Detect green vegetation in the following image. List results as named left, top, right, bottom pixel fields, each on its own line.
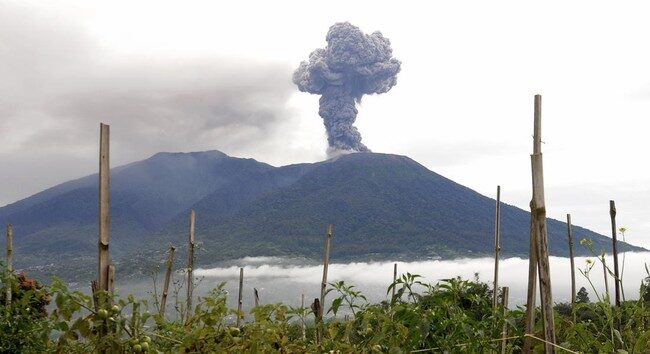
left=2, top=260, right=650, bottom=353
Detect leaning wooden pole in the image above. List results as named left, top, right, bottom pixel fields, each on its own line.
left=392, top=263, right=397, bottom=299
left=522, top=203, right=538, bottom=354
left=237, top=267, right=244, bottom=327
left=160, top=246, right=176, bottom=317
left=529, top=94, right=556, bottom=353
left=98, top=123, right=111, bottom=294
left=319, top=224, right=333, bottom=319
left=493, top=185, right=502, bottom=309
left=610, top=200, right=621, bottom=307
left=567, top=214, right=576, bottom=321
left=603, top=255, right=611, bottom=302
left=186, top=209, right=196, bottom=321
left=500, top=286, right=510, bottom=354
left=5, top=224, right=13, bottom=306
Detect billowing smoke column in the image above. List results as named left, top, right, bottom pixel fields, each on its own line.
left=293, top=22, right=401, bottom=153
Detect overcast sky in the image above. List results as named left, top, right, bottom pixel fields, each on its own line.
left=1, top=0, right=649, bottom=248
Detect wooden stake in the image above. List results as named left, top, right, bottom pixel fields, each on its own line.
left=523, top=202, right=538, bottom=354
left=527, top=94, right=556, bottom=353
left=91, top=281, right=99, bottom=312
left=610, top=200, right=621, bottom=307
left=237, top=267, right=244, bottom=327
left=253, top=288, right=259, bottom=308
left=98, top=123, right=110, bottom=293
left=392, top=263, right=397, bottom=299
left=107, top=264, right=115, bottom=296
left=301, top=294, right=306, bottom=340
left=603, top=254, right=610, bottom=302
left=493, top=185, right=502, bottom=309
left=312, top=298, right=321, bottom=343
left=131, top=302, right=140, bottom=338
left=186, top=209, right=195, bottom=322
left=160, top=246, right=175, bottom=317
left=500, top=286, right=509, bottom=354
left=5, top=224, right=13, bottom=306
left=319, top=224, right=333, bottom=319
left=567, top=214, right=576, bottom=322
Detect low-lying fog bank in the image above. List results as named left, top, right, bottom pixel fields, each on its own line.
left=114, top=252, right=650, bottom=318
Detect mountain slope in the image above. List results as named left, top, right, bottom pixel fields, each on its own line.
left=0, top=151, right=281, bottom=265
left=0, top=150, right=644, bottom=281
left=190, top=153, right=640, bottom=262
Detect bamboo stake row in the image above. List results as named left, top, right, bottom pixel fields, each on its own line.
left=4, top=106, right=629, bottom=345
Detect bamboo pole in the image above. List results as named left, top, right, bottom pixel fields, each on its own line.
left=610, top=200, right=621, bottom=307
left=567, top=214, right=576, bottom=322
left=319, top=224, right=333, bottom=319
left=301, top=293, right=306, bottom=340
left=529, top=94, right=556, bottom=353
left=392, top=263, right=397, bottom=299
left=131, top=302, right=140, bottom=338
left=108, top=264, right=115, bottom=296
left=500, top=286, right=509, bottom=354
left=160, top=246, right=175, bottom=317
left=98, top=123, right=110, bottom=293
left=186, top=209, right=195, bottom=321
left=237, top=267, right=244, bottom=327
left=603, top=254, right=610, bottom=302
left=523, top=202, right=538, bottom=354
left=312, top=298, right=321, bottom=343
left=5, top=224, right=13, bottom=306
left=91, top=281, right=99, bottom=312
left=493, top=185, right=502, bottom=309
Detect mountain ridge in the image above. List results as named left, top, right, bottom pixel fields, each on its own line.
left=0, top=150, right=644, bottom=281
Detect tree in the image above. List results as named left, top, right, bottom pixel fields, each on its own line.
left=576, top=287, right=590, bottom=303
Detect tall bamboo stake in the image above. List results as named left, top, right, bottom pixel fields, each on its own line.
left=319, top=224, right=333, bottom=319
left=392, top=263, right=397, bottom=299
left=90, top=281, right=99, bottom=312
left=493, top=185, right=502, bottom=309
left=603, top=255, right=610, bottom=302
left=567, top=214, right=576, bottom=322
left=500, top=286, right=510, bottom=354
left=186, top=209, right=195, bottom=321
left=160, top=246, right=175, bottom=317
left=237, top=267, right=244, bottom=327
left=98, top=123, right=110, bottom=293
left=527, top=94, right=556, bottom=353
left=523, top=203, right=538, bottom=354
left=5, top=224, right=13, bottom=306
left=301, top=294, right=306, bottom=340
left=610, top=200, right=621, bottom=307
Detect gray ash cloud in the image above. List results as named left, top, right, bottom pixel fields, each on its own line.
left=293, top=22, right=401, bottom=152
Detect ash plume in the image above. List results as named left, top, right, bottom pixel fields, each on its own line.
left=293, top=22, right=401, bottom=153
